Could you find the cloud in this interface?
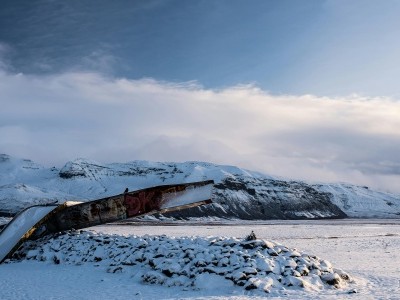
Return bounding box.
[1,68,399,193]
[0,42,12,71]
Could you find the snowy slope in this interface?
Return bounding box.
[315,183,400,218]
[0,154,399,219]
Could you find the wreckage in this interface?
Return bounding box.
[0,180,214,263]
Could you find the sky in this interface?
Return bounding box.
[1,0,400,193]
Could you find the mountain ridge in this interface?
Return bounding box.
[1,154,399,219]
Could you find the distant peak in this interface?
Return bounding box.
[59,159,107,179]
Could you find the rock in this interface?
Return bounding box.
[321,273,341,286]
[320,260,333,272]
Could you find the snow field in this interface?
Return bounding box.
[0,217,11,226]
[9,230,354,295]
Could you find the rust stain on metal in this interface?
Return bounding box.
[124,190,162,216]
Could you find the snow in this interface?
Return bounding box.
[0,217,11,226]
[0,154,399,298]
[12,229,354,294]
[2,154,399,219]
[316,183,400,218]
[1,220,399,299]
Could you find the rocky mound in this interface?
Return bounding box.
[9,231,354,294]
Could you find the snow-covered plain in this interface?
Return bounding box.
[0,220,399,299]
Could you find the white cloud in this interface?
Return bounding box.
[1,69,400,193]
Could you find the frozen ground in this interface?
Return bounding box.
[0,219,399,299]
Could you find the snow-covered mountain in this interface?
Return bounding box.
[0,154,399,219]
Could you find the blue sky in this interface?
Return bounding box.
[2,0,400,96]
[1,0,400,192]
